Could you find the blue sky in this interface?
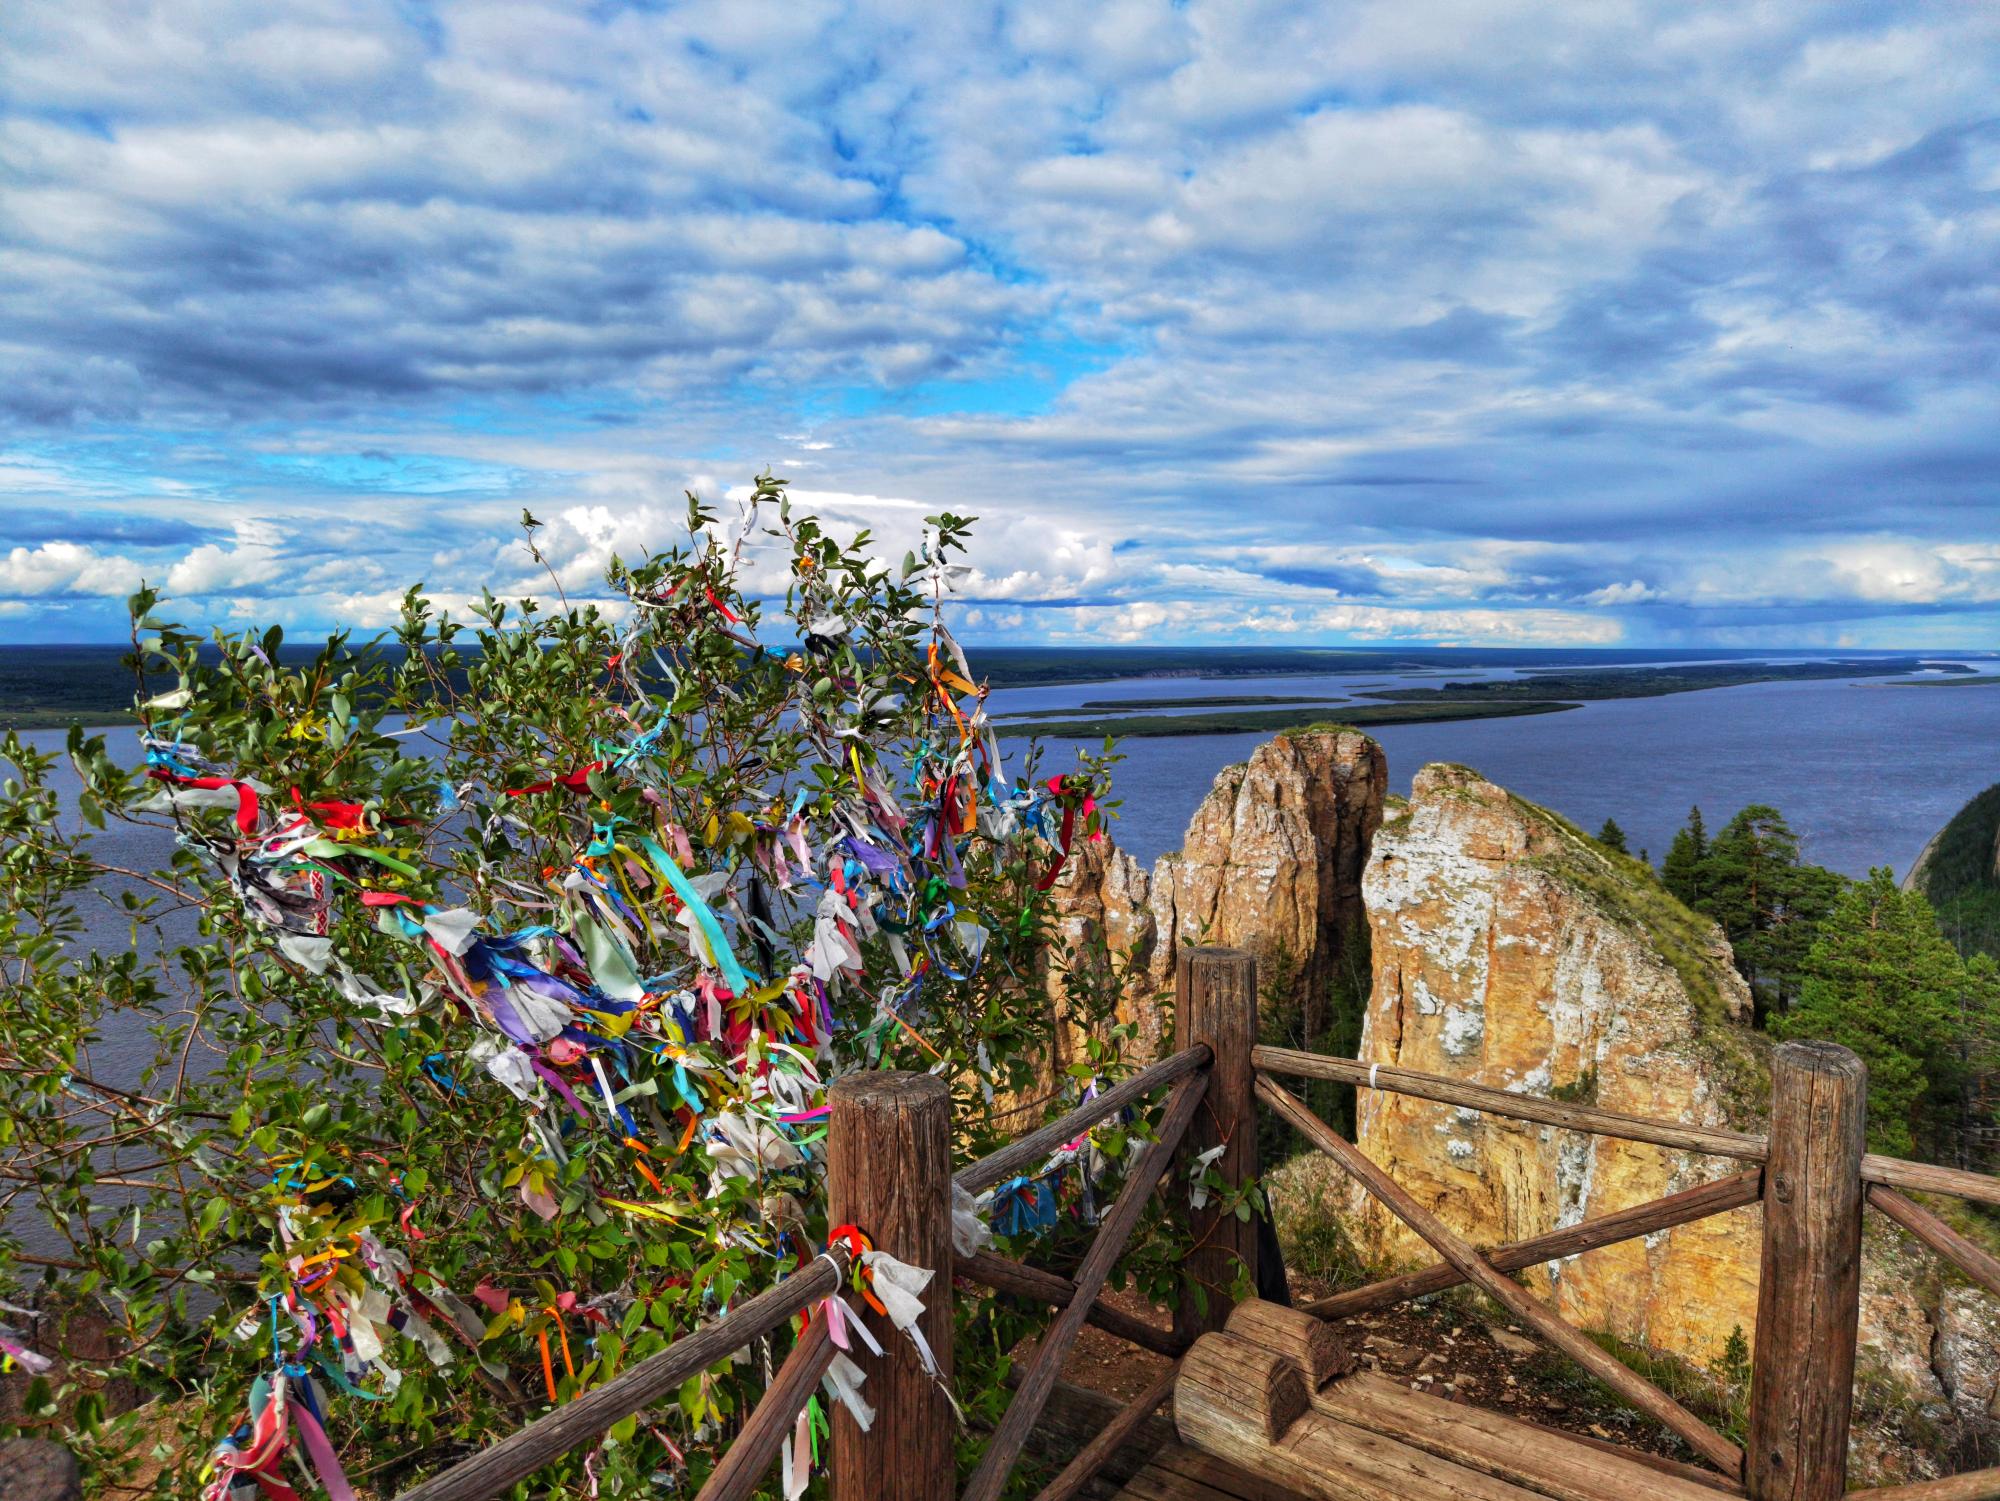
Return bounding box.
[3,2,1998,647]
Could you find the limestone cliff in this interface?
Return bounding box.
[1041,728,1385,1064]
[1046,737,1999,1471]
[1350,761,2000,1472]
[1351,762,1764,1362]
[1042,832,1161,1064]
[1147,729,1385,1039]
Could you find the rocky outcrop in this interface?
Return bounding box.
[1045,735,2000,1475]
[1147,730,1386,1040]
[1042,833,1162,1062]
[1042,728,1386,1061]
[1351,762,1763,1361]
[1351,760,2000,1474]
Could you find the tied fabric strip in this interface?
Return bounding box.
[135,504,1104,1491]
[805,1229,960,1436]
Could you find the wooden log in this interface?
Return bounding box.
[827,1072,954,1501]
[1316,1372,1733,1501]
[3,1440,81,1501]
[1177,1346,1549,1501]
[1862,1155,2000,1213]
[1280,1417,1553,1501]
[955,1251,1188,1357]
[956,1045,1211,1196]
[1256,1043,2000,1212]
[1030,1360,1179,1501]
[694,1318,835,1501]
[1174,1333,1309,1448]
[1255,1073,1746,1479]
[1024,1375,1297,1501]
[1521,1418,1746,1496]
[1868,1185,2000,1299]
[1844,1470,2000,1501]
[1221,1300,1355,1388]
[1255,1045,1767,1162]
[1176,948,1260,1341]
[1748,1041,1867,1501]
[960,1070,1208,1501]
[395,1249,849,1501]
[1305,1168,1763,1320]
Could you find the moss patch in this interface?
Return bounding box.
[1504,789,1772,1124]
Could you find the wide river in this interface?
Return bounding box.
[14,659,1998,916]
[980,662,2000,877]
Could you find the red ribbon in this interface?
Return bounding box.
[146,770,259,834]
[505,762,604,797]
[1037,777,1079,892]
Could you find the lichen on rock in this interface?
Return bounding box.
[1352,762,1768,1361]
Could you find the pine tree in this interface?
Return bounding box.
[1779,870,1966,1156]
[1704,805,1843,1023]
[1660,805,1708,908]
[1596,818,1629,853]
[1925,952,2000,1171]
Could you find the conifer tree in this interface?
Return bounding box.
[1660,805,1708,907]
[1703,805,1842,1023]
[1779,870,1966,1156]
[1595,817,1629,853]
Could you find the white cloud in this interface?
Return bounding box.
[164,524,286,595]
[1308,604,1620,645]
[1584,580,1659,605]
[0,541,141,597]
[4,2,2000,645]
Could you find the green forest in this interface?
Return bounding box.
[1648,799,2000,1166]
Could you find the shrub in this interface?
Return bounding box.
[0,480,1125,1498]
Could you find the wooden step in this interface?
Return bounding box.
[1315,1373,1741,1501]
[1032,1376,1310,1501]
[1171,1301,1745,1501]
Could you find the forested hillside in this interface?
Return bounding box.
[1911,781,2000,961]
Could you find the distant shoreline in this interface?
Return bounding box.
[6,649,1994,737]
[995,699,1574,738]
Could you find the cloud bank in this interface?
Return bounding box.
[3,1,1998,646]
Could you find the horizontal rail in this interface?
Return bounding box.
[956,1044,1210,1196]
[1865,1153,2000,1211]
[396,1247,849,1501]
[1258,1073,1746,1479]
[1254,1046,1765,1161]
[1255,1045,2000,1210]
[1868,1185,2000,1300]
[956,1250,1188,1357]
[1305,1167,1764,1321]
[1847,1469,2000,1500]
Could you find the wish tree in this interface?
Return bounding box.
[0,478,1131,1498]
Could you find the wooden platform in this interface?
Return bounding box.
[1168,1302,1743,1501]
[1033,1378,1311,1500]
[1039,1364,1737,1501]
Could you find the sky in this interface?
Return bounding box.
[2,2,1998,648]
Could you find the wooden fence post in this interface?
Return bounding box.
[826,1071,953,1501]
[2,1440,80,1501]
[1747,1040,1867,1501]
[1175,946,1259,1341]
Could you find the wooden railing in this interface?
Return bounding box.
[1255,1025,2000,1501]
[393,1015,1218,1501]
[395,946,2000,1501]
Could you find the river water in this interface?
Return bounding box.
[16,660,1997,940]
[983,664,2000,877]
